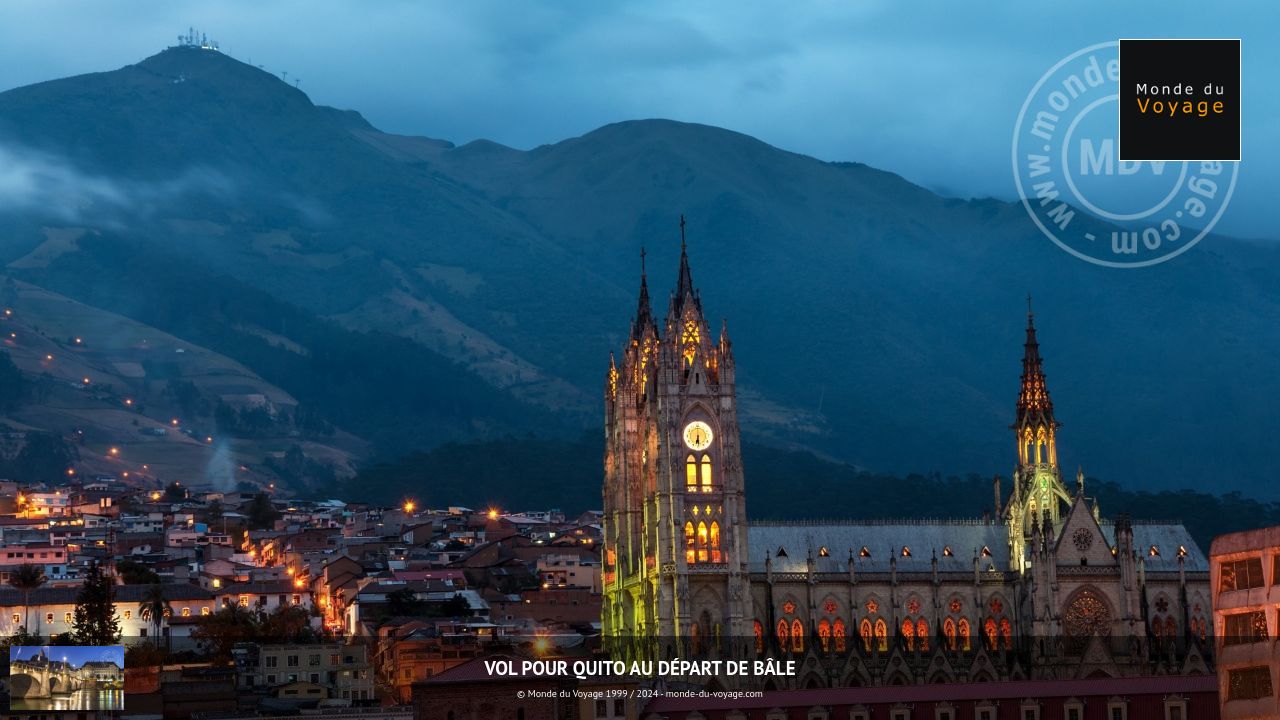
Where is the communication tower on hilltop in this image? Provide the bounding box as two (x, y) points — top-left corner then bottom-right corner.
(175, 26), (220, 51)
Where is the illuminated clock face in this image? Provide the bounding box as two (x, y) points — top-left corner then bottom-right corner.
(683, 421), (713, 450)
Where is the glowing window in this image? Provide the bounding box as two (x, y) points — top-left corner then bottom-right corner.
(902, 618), (916, 651)
(700, 455), (713, 491)
(685, 455), (697, 491)
(182, 607), (191, 617)
(777, 619), (789, 645)
(818, 619), (831, 652)
(859, 547), (871, 558)
(791, 618), (804, 652)
(696, 522), (709, 562)
(917, 618), (930, 652)
(859, 618), (873, 652)
(874, 618), (888, 652)
(833, 618), (846, 652)
(944, 617), (957, 651)
(685, 522), (696, 564)
(984, 618), (998, 650)
(754, 620), (763, 654)
(1000, 617), (1013, 649)
(958, 618), (971, 651)
(709, 522), (722, 563)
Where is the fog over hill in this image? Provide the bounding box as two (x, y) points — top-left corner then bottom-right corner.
(2, 46), (1278, 498)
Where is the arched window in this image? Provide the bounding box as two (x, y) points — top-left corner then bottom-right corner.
(690, 621), (700, 654)
(686, 455), (697, 491)
(833, 618), (846, 652)
(944, 618), (957, 651)
(700, 455), (713, 492)
(791, 618), (804, 652)
(859, 619), (873, 652)
(753, 620), (763, 654)
(874, 618), (888, 652)
(917, 618), (930, 652)
(958, 618), (971, 652)
(1164, 617), (1177, 639)
(984, 618), (998, 650)
(1153, 618), (1164, 640)
(696, 522), (709, 562)
(684, 522), (696, 564)
(902, 619), (915, 651)
(818, 620), (831, 652)
(999, 618), (1013, 650)
(709, 522), (722, 563)
(777, 619), (789, 647)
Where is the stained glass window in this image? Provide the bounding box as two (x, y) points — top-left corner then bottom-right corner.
(944, 617), (957, 651)
(709, 522), (722, 563)
(874, 618), (888, 652)
(860, 618), (873, 652)
(833, 619), (846, 652)
(791, 619), (804, 652)
(1064, 589), (1111, 638)
(824, 599), (838, 615)
(1000, 618), (1013, 650)
(958, 618), (971, 652)
(700, 455), (713, 492)
(686, 455), (697, 491)
(684, 522), (695, 564)
(754, 620), (763, 654)
(818, 620), (831, 652)
(777, 619), (789, 645)
(917, 619), (929, 652)
(696, 522), (708, 562)
(984, 618), (998, 650)
(902, 619), (915, 651)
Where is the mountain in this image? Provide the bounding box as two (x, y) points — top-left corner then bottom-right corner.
(2, 46), (1279, 497)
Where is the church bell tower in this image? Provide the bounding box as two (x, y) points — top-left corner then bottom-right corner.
(602, 217), (753, 661)
(1005, 299), (1071, 573)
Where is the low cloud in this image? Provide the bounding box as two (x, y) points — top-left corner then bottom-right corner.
(0, 143), (235, 222)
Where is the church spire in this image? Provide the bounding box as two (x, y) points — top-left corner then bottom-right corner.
(669, 214), (702, 320)
(1015, 295), (1058, 431)
(631, 247), (655, 339)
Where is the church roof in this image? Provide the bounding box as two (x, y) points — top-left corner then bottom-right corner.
(1100, 521), (1209, 572)
(748, 520), (1010, 574)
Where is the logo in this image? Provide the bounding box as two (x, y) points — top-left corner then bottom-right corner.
(1012, 42), (1238, 268)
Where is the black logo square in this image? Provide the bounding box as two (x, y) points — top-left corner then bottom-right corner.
(1119, 39), (1240, 161)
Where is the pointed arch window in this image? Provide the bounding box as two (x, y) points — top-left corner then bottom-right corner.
(685, 455), (697, 492)
(777, 619), (789, 647)
(684, 522), (695, 564)
(984, 618), (998, 650)
(999, 617), (1013, 650)
(859, 618), (873, 653)
(818, 620), (831, 652)
(700, 454), (713, 492)
(753, 620), (763, 655)
(902, 619), (916, 651)
(790, 618), (804, 652)
(689, 621), (700, 654)
(833, 618), (846, 652)
(944, 617), (957, 651)
(917, 618), (930, 652)
(958, 618), (972, 652)
(709, 521), (722, 563)
(1164, 616), (1177, 639)
(696, 522), (709, 562)
(874, 618), (888, 652)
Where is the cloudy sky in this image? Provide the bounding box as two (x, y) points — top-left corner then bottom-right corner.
(0, 1), (1272, 238)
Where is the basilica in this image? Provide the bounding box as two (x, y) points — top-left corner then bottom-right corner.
(601, 224), (1212, 687)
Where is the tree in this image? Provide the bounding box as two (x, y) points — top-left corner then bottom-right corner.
(246, 493), (280, 529)
(205, 498), (224, 522)
(71, 561), (120, 645)
(192, 603), (257, 664)
(259, 604), (317, 644)
(7, 563), (46, 635)
(115, 559), (160, 585)
(138, 583), (173, 648)
(0, 351), (27, 412)
(163, 481), (185, 503)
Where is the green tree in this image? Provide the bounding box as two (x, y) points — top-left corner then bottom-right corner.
(246, 493), (280, 529)
(115, 559), (160, 585)
(191, 603), (257, 664)
(7, 563), (46, 635)
(138, 583), (173, 648)
(163, 481), (186, 503)
(0, 351), (26, 412)
(71, 561), (121, 645)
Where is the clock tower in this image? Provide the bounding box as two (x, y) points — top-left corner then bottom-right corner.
(603, 218), (753, 662)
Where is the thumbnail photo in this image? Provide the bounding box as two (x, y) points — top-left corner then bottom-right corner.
(7, 645), (125, 712)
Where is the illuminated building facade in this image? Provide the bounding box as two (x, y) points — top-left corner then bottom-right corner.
(603, 224), (1212, 686)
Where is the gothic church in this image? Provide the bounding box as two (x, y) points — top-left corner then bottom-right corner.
(602, 224), (1212, 686)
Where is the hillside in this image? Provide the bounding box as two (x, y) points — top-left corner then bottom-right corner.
(1, 46), (1279, 497)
